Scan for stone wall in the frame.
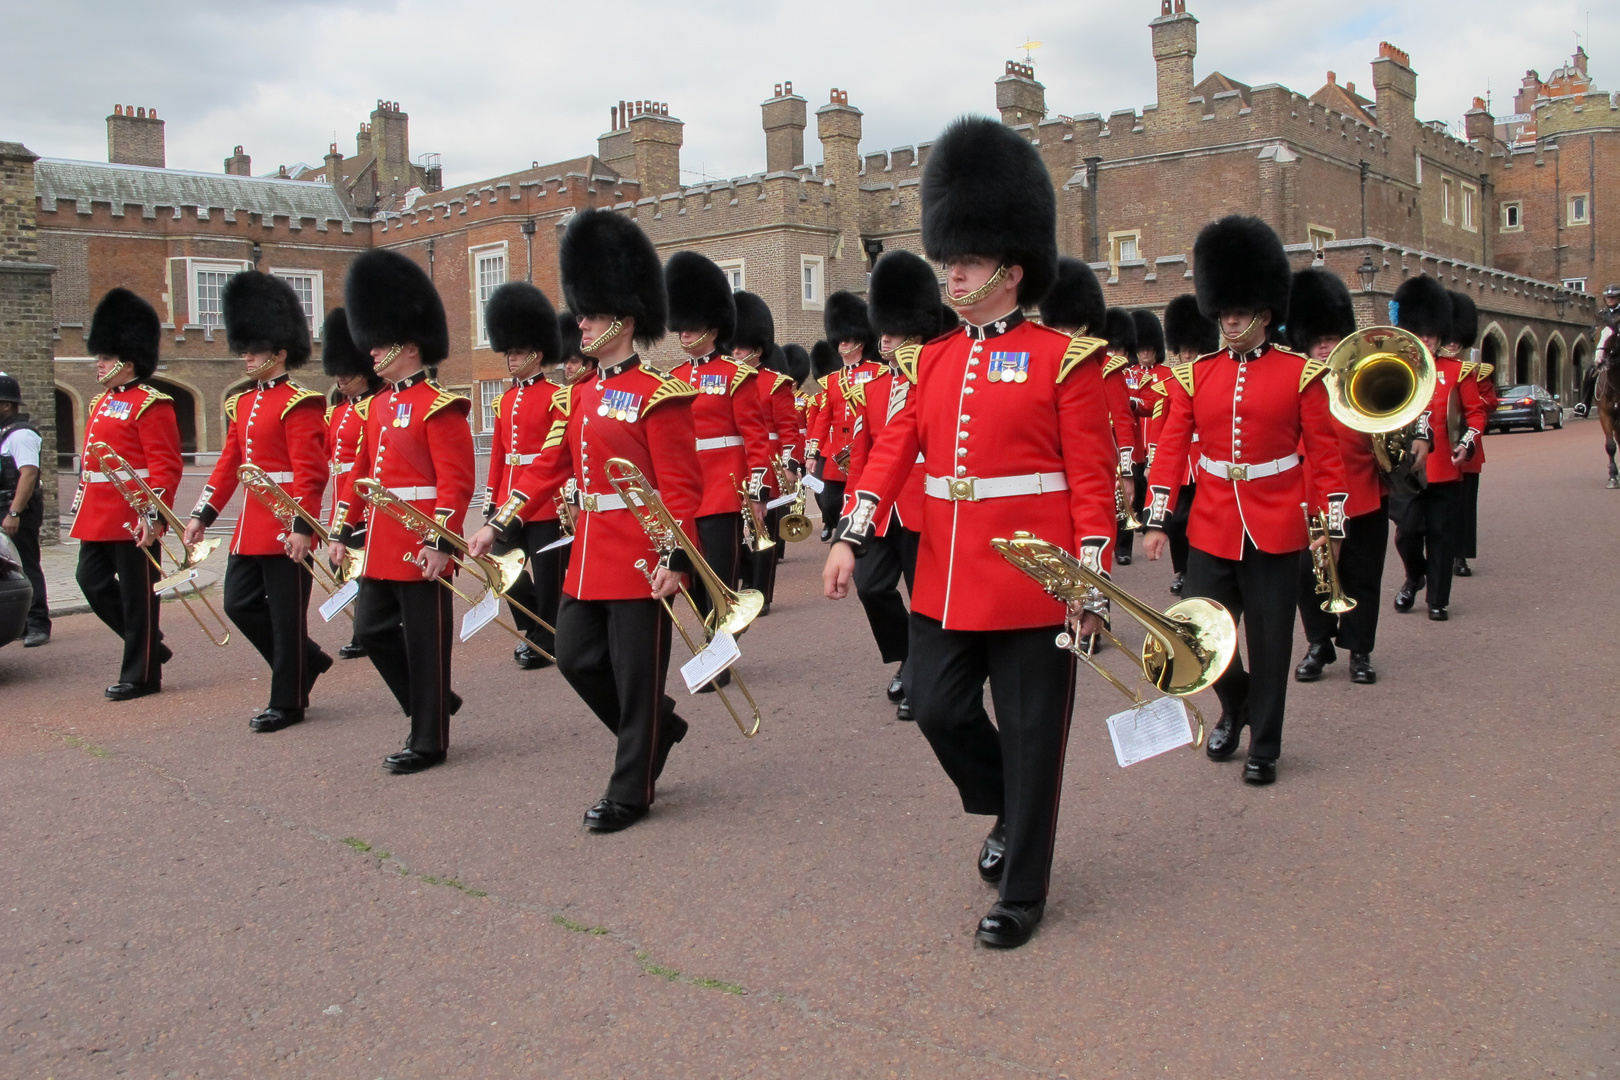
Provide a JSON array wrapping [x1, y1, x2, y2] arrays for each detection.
[[0, 143, 59, 541]]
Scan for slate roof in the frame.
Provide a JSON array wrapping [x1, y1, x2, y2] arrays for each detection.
[[34, 158, 357, 230]]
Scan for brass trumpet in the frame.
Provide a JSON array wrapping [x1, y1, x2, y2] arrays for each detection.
[[734, 473, 776, 555], [770, 455, 813, 542], [353, 478, 557, 660], [85, 440, 231, 646], [237, 464, 362, 600], [604, 457, 764, 737], [1323, 325, 1437, 477], [991, 531, 1237, 746], [1303, 504, 1356, 614]]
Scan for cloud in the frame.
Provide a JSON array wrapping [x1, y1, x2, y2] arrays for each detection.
[[3, 0, 1613, 187]]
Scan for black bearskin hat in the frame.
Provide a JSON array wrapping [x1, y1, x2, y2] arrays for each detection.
[[1390, 275, 1452, 340], [1131, 309, 1165, 364], [485, 282, 561, 363], [557, 310, 586, 362], [824, 292, 879, 359], [561, 209, 666, 346], [869, 251, 944, 341], [1285, 268, 1357, 354], [1038, 257, 1106, 335], [223, 270, 312, 368], [783, 343, 812, 386], [344, 249, 448, 363], [1446, 290, 1479, 350], [922, 116, 1057, 307], [87, 288, 162, 379], [731, 291, 775, 356], [1163, 294, 1219, 356], [665, 251, 737, 349], [1103, 308, 1137, 355], [1193, 215, 1292, 323], [810, 339, 841, 381], [320, 307, 378, 387], [760, 343, 788, 375]]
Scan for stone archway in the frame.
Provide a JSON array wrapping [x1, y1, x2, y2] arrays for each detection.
[[1514, 329, 1538, 386], [54, 386, 78, 469], [1480, 324, 1507, 385], [146, 377, 199, 461], [1545, 334, 1566, 398]]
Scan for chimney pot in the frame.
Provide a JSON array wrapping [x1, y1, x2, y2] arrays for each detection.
[[1327, 70, 1336, 84]]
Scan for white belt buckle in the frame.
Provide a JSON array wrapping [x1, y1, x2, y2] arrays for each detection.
[[949, 477, 978, 502], [581, 494, 599, 513], [507, 453, 523, 465], [1225, 462, 1249, 482]]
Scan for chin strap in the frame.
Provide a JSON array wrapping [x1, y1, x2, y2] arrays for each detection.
[[373, 344, 404, 376], [1219, 313, 1262, 348], [581, 320, 624, 355], [946, 265, 1009, 309], [97, 360, 128, 386]]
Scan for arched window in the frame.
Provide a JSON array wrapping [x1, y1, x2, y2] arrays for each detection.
[[147, 377, 199, 461], [1515, 332, 1537, 386], [1545, 337, 1565, 397]]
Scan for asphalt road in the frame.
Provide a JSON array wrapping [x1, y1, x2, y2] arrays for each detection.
[[4, 423, 1616, 1079]]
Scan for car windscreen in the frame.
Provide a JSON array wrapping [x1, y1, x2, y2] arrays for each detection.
[[1502, 386, 1534, 398]]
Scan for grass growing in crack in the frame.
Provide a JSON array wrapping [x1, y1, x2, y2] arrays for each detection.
[[342, 837, 372, 853], [553, 914, 610, 935], [62, 735, 112, 758], [689, 977, 746, 995], [636, 951, 682, 981], [632, 951, 746, 995], [341, 838, 486, 896]]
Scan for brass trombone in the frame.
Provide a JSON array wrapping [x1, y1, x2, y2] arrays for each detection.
[[353, 478, 557, 660], [734, 473, 776, 555], [85, 440, 231, 646], [1303, 504, 1356, 614], [991, 531, 1237, 746], [770, 455, 813, 542], [237, 464, 362, 600], [1323, 325, 1438, 477], [604, 457, 764, 737]]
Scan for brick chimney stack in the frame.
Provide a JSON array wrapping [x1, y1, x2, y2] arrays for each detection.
[[1371, 42, 1417, 132], [1464, 97, 1495, 144], [627, 102, 683, 198], [996, 61, 1047, 126], [762, 82, 807, 173], [224, 145, 252, 176], [107, 105, 165, 168], [323, 143, 344, 186], [1150, 1, 1198, 111], [817, 89, 864, 278]]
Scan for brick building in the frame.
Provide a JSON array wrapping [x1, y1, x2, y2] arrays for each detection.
[[0, 143, 58, 541]]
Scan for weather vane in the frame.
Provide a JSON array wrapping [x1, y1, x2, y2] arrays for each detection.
[[1018, 39, 1043, 64]]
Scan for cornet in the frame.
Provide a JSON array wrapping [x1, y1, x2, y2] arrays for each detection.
[[734, 473, 776, 555], [237, 464, 361, 600], [1115, 479, 1143, 531], [1303, 504, 1356, 613], [769, 455, 813, 542]]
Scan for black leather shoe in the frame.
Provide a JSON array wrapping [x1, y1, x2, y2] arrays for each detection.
[[1205, 706, 1246, 761], [1453, 557, 1472, 577], [1169, 573, 1184, 596], [1242, 758, 1277, 785], [303, 650, 334, 700], [583, 798, 647, 833], [652, 716, 688, 781], [1394, 581, 1418, 613], [384, 748, 446, 774], [976, 899, 1045, 949], [1294, 641, 1337, 682], [1116, 552, 1132, 566], [338, 641, 367, 660], [249, 707, 305, 733], [819, 526, 833, 543], [1428, 606, 1448, 621], [449, 692, 464, 716], [513, 643, 551, 670], [23, 630, 49, 647], [978, 819, 1006, 884], [1349, 652, 1377, 684], [106, 681, 160, 701], [886, 665, 905, 703], [895, 699, 913, 722]]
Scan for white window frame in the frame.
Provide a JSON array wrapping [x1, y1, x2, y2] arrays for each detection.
[[1461, 183, 1478, 232], [478, 378, 504, 434], [1562, 278, 1588, 294], [1501, 202, 1522, 231], [470, 241, 509, 348], [1441, 178, 1455, 225], [268, 267, 324, 338], [1568, 193, 1590, 225], [800, 255, 825, 311], [1306, 224, 1335, 256], [187, 258, 252, 329], [715, 259, 746, 291], [1108, 229, 1142, 271]]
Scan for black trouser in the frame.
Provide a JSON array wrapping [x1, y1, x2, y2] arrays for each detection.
[[355, 578, 453, 753], [1394, 479, 1462, 609], [1580, 368, 1598, 410], [556, 595, 686, 809], [9, 498, 48, 635], [1459, 472, 1480, 560], [817, 479, 846, 536], [1185, 540, 1299, 763], [1297, 500, 1388, 654], [854, 525, 918, 664], [76, 539, 165, 686], [222, 553, 327, 710], [906, 613, 1078, 904], [500, 519, 564, 656], [1167, 483, 1195, 575], [692, 512, 741, 624], [1116, 464, 1146, 558]]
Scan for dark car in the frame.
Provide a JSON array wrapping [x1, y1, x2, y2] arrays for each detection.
[[0, 532, 33, 648], [1487, 383, 1564, 433]]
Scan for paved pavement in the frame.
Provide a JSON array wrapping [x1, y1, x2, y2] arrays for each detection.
[[3, 424, 1616, 1078]]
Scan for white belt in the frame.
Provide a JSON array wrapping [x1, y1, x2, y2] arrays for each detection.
[[387, 485, 438, 501], [579, 492, 628, 513], [768, 432, 780, 441], [331, 461, 355, 475], [924, 471, 1068, 502], [258, 470, 294, 483], [696, 435, 744, 451], [84, 467, 149, 483], [505, 452, 539, 465], [1199, 453, 1299, 482]]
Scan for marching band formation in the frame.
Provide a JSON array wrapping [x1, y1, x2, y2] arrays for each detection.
[[62, 114, 1497, 949]]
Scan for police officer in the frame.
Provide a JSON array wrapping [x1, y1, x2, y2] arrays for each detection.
[[1576, 284, 1619, 415], [0, 372, 49, 646]]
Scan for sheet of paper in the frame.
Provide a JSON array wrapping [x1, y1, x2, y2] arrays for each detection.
[[765, 492, 798, 510], [319, 578, 360, 622], [800, 472, 826, 494], [459, 588, 501, 642], [154, 568, 198, 596], [1105, 696, 1194, 768], [680, 630, 741, 694], [537, 533, 574, 554]]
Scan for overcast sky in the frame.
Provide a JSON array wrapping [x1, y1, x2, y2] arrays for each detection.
[[5, 1, 1613, 189]]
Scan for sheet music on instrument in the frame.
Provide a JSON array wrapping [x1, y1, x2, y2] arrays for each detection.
[[154, 568, 199, 596], [765, 491, 798, 510], [537, 533, 574, 553], [680, 630, 741, 694], [459, 588, 501, 641], [1105, 697, 1194, 768], [319, 578, 359, 622], [800, 472, 826, 494]]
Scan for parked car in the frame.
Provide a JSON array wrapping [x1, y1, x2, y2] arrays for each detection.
[[0, 532, 33, 648], [1487, 383, 1564, 433]]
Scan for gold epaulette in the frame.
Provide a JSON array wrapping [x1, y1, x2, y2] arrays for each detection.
[[1477, 362, 1494, 381], [492, 394, 503, 421], [224, 389, 247, 423], [1273, 343, 1307, 358], [1170, 361, 1196, 397], [134, 383, 172, 418], [893, 343, 922, 384], [324, 404, 336, 425], [1056, 335, 1107, 384], [642, 375, 699, 417], [730, 365, 756, 393], [423, 381, 471, 419], [1102, 352, 1131, 378], [281, 383, 325, 418], [1299, 358, 1330, 391], [551, 383, 573, 417], [87, 391, 108, 419], [1459, 360, 1479, 381], [770, 372, 794, 394], [354, 396, 372, 420]]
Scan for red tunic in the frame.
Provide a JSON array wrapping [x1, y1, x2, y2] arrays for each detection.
[[1100, 354, 1138, 474], [808, 361, 885, 483], [325, 394, 373, 537], [845, 357, 926, 535], [192, 375, 329, 555], [666, 353, 772, 516], [504, 358, 704, 601], [70, 382, 184, 542], [1146, 345, 1350, 558], [1302, 419, 1383, 519], [1124, 362, 1157, 465], [1419, 355, 1488, 485], [756, 369, 802, 494], [484, 374, 561, 523], [843, 315, 1117, 631], [1463, 363, 1496, 474], [340, 372, 475, 581]]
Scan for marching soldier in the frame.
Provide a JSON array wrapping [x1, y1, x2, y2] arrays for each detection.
[[804, 340, 842, 540], [1455, 293, 1490, 578], [665, 253, 772, 638], [1155, 295, 1220, 595], [1286, 268, 1386, 685], [471, 209, 704, 833], [1102, 309, 1141, 563], [481, 281, 566, 668], [184, 271, 331, 732], [825, 116, 1117, 948], [1142, 216, 1350, 786], [72, 289, 184, 700], [319, 308, 383, 660], [730, 291, 798, 608], [327, 249, 475, 774], [1389, 278, 1485, 621], [808, 295, 886, 542]]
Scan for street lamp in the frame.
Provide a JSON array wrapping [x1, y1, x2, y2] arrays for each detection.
[[1553, 287, 1569, 318], [251, 241, 262, 266], [521, 218, 537, 282], [1356, 253, 1378, 294]]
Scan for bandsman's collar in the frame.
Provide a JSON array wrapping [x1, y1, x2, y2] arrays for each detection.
[[601, 354, 641, 379], [1226, 344, 1266, 362], [391, 370, 428, 392], [515, 372, 545, 388], [692, 350, 721, 366], [256, 372, 290, 391], [964, 310, 1025, 342]]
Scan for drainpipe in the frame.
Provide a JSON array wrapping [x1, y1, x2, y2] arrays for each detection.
[[1359, 160, 1369, 238], [1085, 157, 1102, 263]]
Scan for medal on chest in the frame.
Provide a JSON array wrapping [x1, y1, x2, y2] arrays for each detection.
[[987, 352, 1030, 384], [699, 372, 728, 395], [598, 388, 643, 422], [392, 402, 412, 428], [852, 369, 874, 385], [99, 398, 133, 420]]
